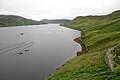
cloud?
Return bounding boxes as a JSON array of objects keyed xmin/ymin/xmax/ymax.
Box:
[{"xmin": 0, "ymin": 0, "xmax": 120, "ymax": 20}]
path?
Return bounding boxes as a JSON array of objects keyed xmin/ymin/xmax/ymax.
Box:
[{"xmin": 105, "ymin": 48, "xmax": 115, "ymax": 72}]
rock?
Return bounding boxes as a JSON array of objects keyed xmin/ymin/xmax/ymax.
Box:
[{"xmin": 76, "ymin": 51, "xmax": 83, "ymax": 56}]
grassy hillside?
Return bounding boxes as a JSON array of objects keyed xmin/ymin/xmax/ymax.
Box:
[
  {"xmin": 47, "ymin": 10, "xmax": 120, "ymax": 80},
  {"xmin": 0, "ymin": 15, "xmax": 43, "ymax": 27}
]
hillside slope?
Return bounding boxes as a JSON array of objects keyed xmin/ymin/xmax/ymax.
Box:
[
  {"xmin": 65, "ymin": 10, "xmax": 120, "ymax": 52},
  {"xmin": 0, "ymin": 15, "xmax": 42, "ymax": 27},
  {"xmin": 47, "ymin": 10, "xmax": 120, "ymax": 80}
]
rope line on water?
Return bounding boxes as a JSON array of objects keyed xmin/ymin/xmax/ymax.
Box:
[{"xmin": 0, "ymin": 42, "xmax": 34, "ymax": 55}]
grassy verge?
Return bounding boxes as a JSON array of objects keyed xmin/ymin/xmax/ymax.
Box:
[
  {"xmin": 47, "ymin": 51, "xmax": 120, "ymax": 80},
  {"xmin": 47, "ymin": 10, "xmax": 120, "ymax": 80}
]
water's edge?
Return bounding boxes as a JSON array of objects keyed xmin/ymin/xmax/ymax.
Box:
[
  {"xmin": 61, "ymin": 25, "xmax": 87, "ymax": 54},
  {"xmin": 45, "ymin": 25, "xmax": 82, "ymax": 79}
]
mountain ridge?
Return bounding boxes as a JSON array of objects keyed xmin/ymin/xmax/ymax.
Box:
[
  {"xmin": 40, "ymin": 19, "xmax": 71, "ymax": 24},
  {"xmin": 0, "ymin": 15, "xmax": 45, "ymax": 27}
]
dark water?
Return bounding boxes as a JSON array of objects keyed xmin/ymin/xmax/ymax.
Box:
[{"xmin": 0, "ymin": 24, "xmax": 81, "ymax": 80}]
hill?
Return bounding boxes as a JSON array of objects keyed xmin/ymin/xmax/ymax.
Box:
[
  {"xmin": 47, "ymin": 10, "xmax": 120, "ymax": 80},
  {"xmin": 0, "ymin": 15, "xmax": 44, "ymax": 27},
  {"xmin": 40, "ymin": 19, "xmax": 71, "ymax": 24}
]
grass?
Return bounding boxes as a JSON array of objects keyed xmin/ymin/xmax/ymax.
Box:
[
  {"xmin": 47, "ymin": 51, "xmax": 120, "ymax": 80},
  {"xmin": 112, "ymin": 45, "xmax": 120, "ymax": 71},
  {"xmin": 47, "ymin": 10, "xmax": 120, "ymax": 80}
]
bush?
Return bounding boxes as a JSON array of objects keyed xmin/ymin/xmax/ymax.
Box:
[
  {"xmin": 113, "ymin": 58, "xmax": 120, "ymax": 65},
  {"xmin": 112, "ymin": 49, "xmax": 120, "ymax": 56}
]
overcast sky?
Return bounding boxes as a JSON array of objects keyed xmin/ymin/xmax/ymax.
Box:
[{"xmin": 0, "ymin": 0, "xmax": 120, "ymax": 20}]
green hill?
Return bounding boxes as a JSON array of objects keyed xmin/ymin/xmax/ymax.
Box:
[
  {"xmin": 0, "ymin": 15, "xmax": 43, "ymax": 27},
  {"xmin": 47, "ymin": 10, "xmax": 120, "ymax": 80},
  {"xmin": 40, "ymin": 19, "xmax": 71, "ymax": 24}
]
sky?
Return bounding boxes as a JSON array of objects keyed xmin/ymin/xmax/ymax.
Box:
[{"xmin": 0, "ymin": 0, "xmax": 120, "ymax": 20}]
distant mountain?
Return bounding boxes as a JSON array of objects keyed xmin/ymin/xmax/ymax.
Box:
[
  {"xmin": 40, "ymin": 19, "xmax": 71, "ymax": 24},
  {"xmin": 0, "ymin": 15, "xmax": 45, "ymax": 27}
]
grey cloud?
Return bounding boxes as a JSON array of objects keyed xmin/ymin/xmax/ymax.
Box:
[{"xmin": 0, "ymin": 0, "xmax": 120, "ymax": 20}]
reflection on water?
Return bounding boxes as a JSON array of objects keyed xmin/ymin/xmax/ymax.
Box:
[{"xmin": 0, "ymin": 24, "xmax": 81, "ymax": 80}]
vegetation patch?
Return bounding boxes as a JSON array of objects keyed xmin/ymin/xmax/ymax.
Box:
[
  {"xmin": 113, "ymin": 58, "xmax": 120, "ymax": 65},
  {"xmin": 47, "ymin": 52, "xmax": 120, "ymax": 80},
  {"xmin": 112, "ymin": 49, "xmax": 120, "ymax": 56}
]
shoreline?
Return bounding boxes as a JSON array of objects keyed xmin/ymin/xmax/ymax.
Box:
[
  {"xmin": 60, "ymin": 24, "xmax": 88, "ymax": 55},
  {"xmin": 46, "ymin": 25, "xmax": 87, "ymax": 79},
  {"xmin": 0, "ymin": 24, "xmax": 46, "ymax": 28},
  {"xmin": 46, "ymin": 25, "xmax": 83, "ymax": 79}
]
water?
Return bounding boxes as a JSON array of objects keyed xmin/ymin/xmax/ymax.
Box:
[{"xmin": 0, "ymin": 24, "xmax": 81, "ymax": 80}]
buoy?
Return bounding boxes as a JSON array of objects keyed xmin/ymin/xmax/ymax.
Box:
[
  {"xmin": 25, "ymin": 49, "xmax": 29, "ymax": 51},
  {"xmin": 20, "ymin": 33, "xmax": 24, "ymax": 35},
  {"xmin": 17, "ymin": 51, "xmax": 23, "ymax": 54}
]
